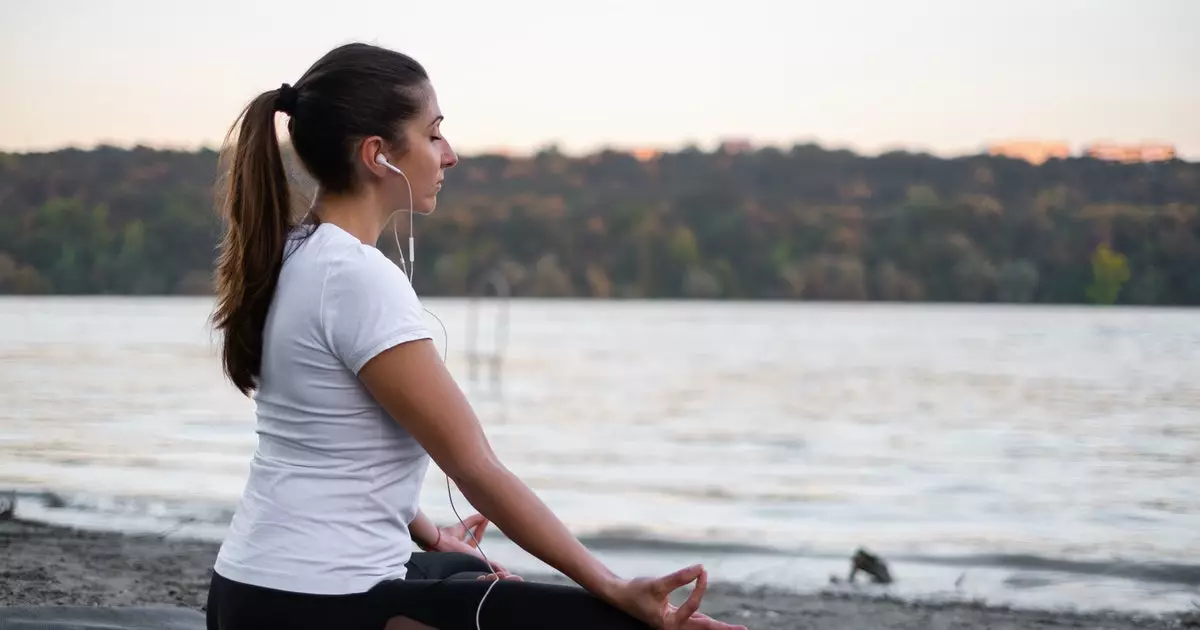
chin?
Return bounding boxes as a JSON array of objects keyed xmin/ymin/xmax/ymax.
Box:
[{"xmin": 416, "ymin": 196, "xmax": 438, "ymax": 215}]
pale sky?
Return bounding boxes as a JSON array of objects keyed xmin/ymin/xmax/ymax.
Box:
[{"xmin": 2, "ymin": 0, "xmax": 1198, "ymax": 158}]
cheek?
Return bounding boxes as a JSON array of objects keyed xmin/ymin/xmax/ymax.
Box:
[{"xmin": 410, "ymin": 146, "xmax": 435, "ymax": 178}]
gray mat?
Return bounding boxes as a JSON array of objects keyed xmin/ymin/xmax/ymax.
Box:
[{"xmin": 0, "ymin": 606, "xmax": 204, "ymax": 630}]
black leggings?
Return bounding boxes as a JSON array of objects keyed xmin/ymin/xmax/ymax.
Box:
[{"xmin": 205, "ymin": 552, "xmax": 652, "ymax": 630}]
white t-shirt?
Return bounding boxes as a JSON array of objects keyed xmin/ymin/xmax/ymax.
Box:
[{"xmin": 214, "ymin": 222, "xmax": 433, "ymax": 595}]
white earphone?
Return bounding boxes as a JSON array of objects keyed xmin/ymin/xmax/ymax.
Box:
[
  {"xmin": 376, "ymin": 151, "xmax": 502, "ymax": 629},
  {"xmin": 374, "ymin": 151, "xmax": 403, "ymax": 173},
  {"xmin": 375, "ymin": 153, "xmax": 417, "ymax": 280}
]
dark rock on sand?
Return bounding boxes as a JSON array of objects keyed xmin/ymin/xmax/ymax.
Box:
[
  {"xmin": 850, "ymin": 548, "xmax": 892, "ymax": 584},
  {"xmin": 0, "ymin": 491, "xmax": 15, "ymax": 521}
]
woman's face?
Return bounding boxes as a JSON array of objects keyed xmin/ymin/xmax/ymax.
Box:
[{"xmin": 388, "ymin": 83, "xmax": 458, "ymax": 215}]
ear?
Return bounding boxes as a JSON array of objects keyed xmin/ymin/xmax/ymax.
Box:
[{"xmin": 357, "ymin": 135, "xmax": 391, "ymax": 178}]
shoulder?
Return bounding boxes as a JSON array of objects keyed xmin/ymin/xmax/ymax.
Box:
[
  {"xmin": 317, "ymin": 234, "xmax": 430, "ymax": 373},
  {"xmin": 329, "ymin": 242, "xmax": 408, "ymax": 289},
  {"xmin": 316, "ymin": 226, "xmax": 413, "ymax": 299},
  {"xmin": 316, "ymin": 226, "xmax": 426, "ymax": 325}
]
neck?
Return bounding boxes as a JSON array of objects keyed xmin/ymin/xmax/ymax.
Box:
[{"xmin": 313, "ymin": 190, "xmax": 388, "ymax": 246}]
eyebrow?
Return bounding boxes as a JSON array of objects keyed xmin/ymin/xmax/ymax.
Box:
[{"xmin": 428, "ymin": 115, "xmax": 444, "ymax": 128}]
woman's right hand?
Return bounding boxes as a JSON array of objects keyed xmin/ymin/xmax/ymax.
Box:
[{"xmin": 607, "ymin": 564, "xmax": 748, "ymax": 630}]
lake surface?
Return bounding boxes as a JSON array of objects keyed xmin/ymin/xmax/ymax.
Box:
[{"xmin": 1, "ymin": 297, "xmax": 1197, "ymax": 613}]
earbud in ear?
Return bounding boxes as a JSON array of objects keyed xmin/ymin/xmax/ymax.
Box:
[{"xmin": 375, "ymin": 153, "xmax": 405, "ymax": 176}]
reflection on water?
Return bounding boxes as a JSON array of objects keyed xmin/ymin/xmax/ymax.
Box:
[{"xmin": 1, "ymin": 297, "xmax": 1198, "ymax": 612}]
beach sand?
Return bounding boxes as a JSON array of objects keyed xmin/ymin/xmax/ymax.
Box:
[{"xmin": 1, "ymin": 518, "xmax": 1192, "ymax": 629}]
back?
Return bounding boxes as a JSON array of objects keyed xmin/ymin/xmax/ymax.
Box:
[{"xmin": 214, "ymin": 222, "xmax": 433, "ymax": 595}]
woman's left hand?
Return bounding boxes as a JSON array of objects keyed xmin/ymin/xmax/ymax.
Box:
[
  {"xmin": 429, "ymin": 513, "xmax": 523, "ymax": 581},
  {"xmin": 436, "ymin": 512, "xmax": 490, "ymax": 550}
]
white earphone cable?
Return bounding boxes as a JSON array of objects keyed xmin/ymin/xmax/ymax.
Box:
[{"xmin": 381, "ymin": 154, "xmax": 501, "ymax": 630}]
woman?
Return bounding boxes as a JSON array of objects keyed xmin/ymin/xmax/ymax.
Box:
[{"xmin": 205, "ymin": 42, "xmax": 747, "ymax": 630}]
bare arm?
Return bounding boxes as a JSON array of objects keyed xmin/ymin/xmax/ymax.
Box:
[
  {"xmin": 358, "ymin": 339, "xmax": 622, "ymax": 603},
  {"xmin": 408, "ymin": 509, "xmax": 440, "ymax": 550}
]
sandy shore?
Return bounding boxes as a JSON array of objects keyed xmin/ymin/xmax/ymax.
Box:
[{"xmin": 1, "ymin": 518, "xmax": 1192, "ymax": 629}]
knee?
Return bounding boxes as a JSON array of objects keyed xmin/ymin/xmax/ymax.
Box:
[
  {"xmin": 384, "ymin": 616, "xmax": 438, "ymax": 630},
  {"xmin": 446, "ymin": 551, "xmax": 492, "ymax": 575}
]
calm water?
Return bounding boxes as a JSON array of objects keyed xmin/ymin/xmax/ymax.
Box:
[{"xmin": 1, "ymin": 297, "xmax": 1197, "ymax": 613}]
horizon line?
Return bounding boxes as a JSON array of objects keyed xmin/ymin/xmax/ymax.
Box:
[{"xmin": 4, "ymin": 137, "xmax": 1196, "ymax": 164}]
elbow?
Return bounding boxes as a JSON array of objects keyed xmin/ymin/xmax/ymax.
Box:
[{"xmin": 442, "ymin": 451, "xmax": 506, "ymax": 491}]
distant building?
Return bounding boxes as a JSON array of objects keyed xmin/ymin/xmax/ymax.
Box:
[
  {"xmin": 470, "ymin": 146, "xmax": 519, "ymax": 157},
  {"xmin": 1084, "ymin": 142, "xmax": 1177, "ymax": 163},
  {"xmin": 987, "ymin": 141, "xmax": 1071, "ymax": 165},
  {"xmin": 631, "ymin": 147, "xmax": 661, "ymax": 162},
  {"xmin": 719, "ymin": 138, "xmax": 753, "ymax": 154}
]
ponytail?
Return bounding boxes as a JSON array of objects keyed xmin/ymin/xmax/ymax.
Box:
[{"xmin": 212, "ymin": 88, "xmax": 294, "ymax": 396}]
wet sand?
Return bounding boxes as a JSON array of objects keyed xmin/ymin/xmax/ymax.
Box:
[{"xmin": 1, "ymin": 519, "xmax": 1191, "ymax": 629}]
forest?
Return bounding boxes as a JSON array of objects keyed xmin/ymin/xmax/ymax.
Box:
[{"xmin": 0, "ymin": 144, "xmax": 1197, "ymax": 304}]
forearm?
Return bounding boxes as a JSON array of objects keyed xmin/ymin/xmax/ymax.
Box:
[
  {"xmin": 409, "ymin": 508, "xmax": 440, "ymax": 549},
  {"xmin": 453, "ymin": 458, "xmax": 622, "ymax": 603}
]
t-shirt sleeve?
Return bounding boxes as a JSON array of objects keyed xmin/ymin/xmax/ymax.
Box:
[{"xmin": 320, "ymin": 247, "xmax": 433, "ymax": 374}]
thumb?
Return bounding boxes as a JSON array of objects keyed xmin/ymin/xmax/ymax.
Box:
[{"xmin": 655, "ymin": 564, "xmax": 704, "ymax": 595}]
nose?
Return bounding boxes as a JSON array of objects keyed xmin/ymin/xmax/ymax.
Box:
[{"xmin": 442, "ymin": 140, "xmax": 458, "ymax": 169}]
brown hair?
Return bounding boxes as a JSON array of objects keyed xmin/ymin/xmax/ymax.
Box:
[{"xmin": 212, "ymin": 43, "xmax": 430, "ymax": 395}]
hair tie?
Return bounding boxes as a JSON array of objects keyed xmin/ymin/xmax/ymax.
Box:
[{"xmin": 276, "ymin": 83, "xmax": 299, "ymax": 115}]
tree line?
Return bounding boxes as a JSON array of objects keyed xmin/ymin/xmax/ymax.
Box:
[{"xmin": 1, "ymin": 144, "xmax": 1197, "ymax": 304}]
